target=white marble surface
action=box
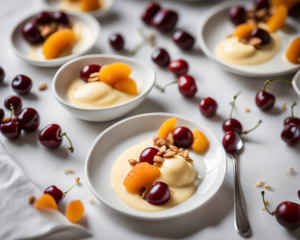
[0,0,300,239]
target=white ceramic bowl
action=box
[198,1,300,78]
[11,10,100,67]
[85,113,227,220]
[292,70,300,99]
[52,54,156,122]
[43,0,116,18]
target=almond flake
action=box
[128,159,138,166]
[2,117,11,123]
[249,37,262,47]
[169,145,178,153]
[87,77,99,82]
[255,180,263,187]
[89,72,99,78]
[163,151,175,158]
[88,198,94,202]
[178,148,184,153]
[28,195,35,205]
[155,139,167,147]
[176,153,184,157]
[183,150,189,158]
[154,156,164,163]
[264,185,270,189]
[186,158,194,163]
[153,136,160,142]
[289,167,294,171]
[265,200,269,205]
[262,208,266,211]
[244,107,251,112]
[166,132,174,145]
[282,102,286,111]
[154,162,162,167]
[239,38,248,44]
[38,83,47,91]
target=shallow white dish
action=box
[43,0,116,18]
[292,70,300,99]
[52,54,156,122]
[198,1,300,78]
[11,10,100,68]
[85,113,227,220]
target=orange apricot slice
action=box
[267,4,288,32]
[286,37,300,64]
[34,194,57,210]
[192,129,209,154]
[270,0,298,9]
[80,0,101,11]
[123,162,161,193]
[232,23,255,40]
[43,29,75,60]
[113,78,138,95]
[65,200,84,223]
[157,118,177,139]
[99,63,132,86]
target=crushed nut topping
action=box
[255,180,263,187]
[28,195,35,205]
[166,132,175,145]
[169,145,178,153]
[183,150,189,158]
[154,155,164,163]
[128,159,139,166]
[239,38,248,44]
[137,186,146,196]
[163,151,176,158]
[249,37,262,47]
[142,189,148,199]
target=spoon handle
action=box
[232,155,251,237]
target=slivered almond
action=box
[89,72,99,78]
[153,136,160,142]
[282,102,286,111]
[169,145,178,152]
[186,158,194,163]
[154,162,162,167]
[178,148,184,153]
[157,145,166,156]
[87,77,99,82]
[154,156,164,163]
[28,195,35,205]
[155,139,167,147]
[128,159,138,166]
[40,25,51,37]
[166,132,174,145]
[165,149,171,153]
[137,186,146,196]
[183,150,189,158]
[239,38,248,44]
[142,189,149,199]
[176,153,184,157]
[163,151,175,158]
[249,37,262,46]
[2,117,11,123]
[38,83,47,91]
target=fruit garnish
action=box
[34,194,58,210]
[232,23,255,40]
[17,108,40,132]
[152,48,170,67]
[113,78,138,95]
[284,102,300,127]
[267,4,288,32]
[192,129,209,154]
[65,200,84,223]
[0,109,4,123]
[80,64,101,82]
[0,66,5,82]
[173,126,193,148]
[141,2,161,25]
[230,6,246,26]
[98,63,132,86]
[109,33,125,50]
[123,162,161,193]
[172,30,195,50]
[250,28,271,45]
[80,0,101,11]
[199,97,217,117]
[286,36,300,64]
[4,95,22,115]
[145,182,171,205]
[139,147,159,165]
[281,123,300,145]
[157,118,177,139]
[169,60,189,76]
[22,22,43,44]
[0,104,21,140]
[11,75,32,95]
[151,9,178,32]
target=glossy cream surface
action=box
[59,0,102,12]
[111,139,196,212]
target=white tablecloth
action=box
[1,0,300,239]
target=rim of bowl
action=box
[10,9,100,65]
[52,54,156,111]
[292,70,300,97]
[84,112,227,219]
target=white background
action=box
[1,0,300,239]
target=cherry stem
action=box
[291,102,297,119]
[59,132,74,153]
[243,120,262,134]
[263,79,292,92]
[155,80,179,93]
[261,191,276,215]
[9,104,15,121]
[229,91,241,119]
[130,30,155,55]
[63,180,79,197]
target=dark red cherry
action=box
[289,2,300,17]
[22,22,43,44]
[80,64,101,82]
[152,48,170,67]
[11,75,33,95]
[0,120,21,140]
[169,60,189,76]
[223,119,242,134]
[152,10,178,32]
[284,102,300,128]
[250,28,270,45]
[39,124,74,152]
[255,90,275,111]
[254,0,269,9]
[44,185,63,204]
[172,30,194,50]
[276,202,300,229]
[298,190,300,200]
[0,109,4,123]
[141,2,161,25]
[4,96,22,115]
[230,6,246,26]
[0,66,5,82]
[222,131,241,155]
[139,147,159,165]
[145,182,170,205]
[53,11,69,24]
[281,123,300,145]
[17,108,40,132]
[35,12,53,25]
[178,75,197,98]
[199,97,218,117]
[109,34,124,50]
[173,126,193,148]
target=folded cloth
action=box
[0,141,91,240]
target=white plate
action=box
[43,0,116,18]
[198,1,300,78]
[292,70,300,99]
[11,10,100,68]
[85,113,227,220]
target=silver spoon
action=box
[223,131,251,237]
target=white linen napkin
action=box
[0,141,91,240]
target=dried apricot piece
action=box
[99,63,132,86]
[157,118,177,139]
[80,0,101,11]
[267,4,288,32]
[286,37,300,64]
[43,29,75,59]
[232,23,255,40]
[192,129,209,154]
[65,200,84,223]
[123,162,161,193]
[34,194,57,210]
[270,0,298,9]
[113,78,138,95]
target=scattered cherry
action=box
[145,182,170,205]
[298,190,300,200]
[172,30,194,50]
[141,2,161,25]
[152,9,178,32]
[22,22,43,44]
[281,123,300,145]
[230,6,246,26]
[80,64,101,82]
[169,60,189,76]
[199,97,217,117]
[109,33,124,50]
[139,147,159,165]
[11,75,33,95]
[222,131,241,155]
[53,11,69,24]
[0,104,21,140]
[173,126,193,148]
[152,48,170,67]
[4,96,22,115]
[39,124,74,152]
[0,109,4,123]
[284,102,300,128]
[0,66,5,82]
[17,108,40,132]
[35,11,53,25]
[250,28,270,45]
[289,2,300,17]
[254,0,269,9]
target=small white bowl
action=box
[292,70,300,99]
[52,54,156,122]
[43,0,116,18]
[198,1,300,78]
[85,113,227,220]
[11,10,100,68]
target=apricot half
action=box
[232,23,255,40]
[192,129,209,154]
[43,29,75,59]
[113,78,138,95]
[80,0,101,11]
[34,194,57,210]
[286,37,300,64]
[267,4,288,32]
[157,118,177,139]
[99,63,132,86]
[65,200,84,223]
